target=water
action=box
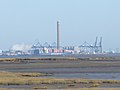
[52,73,120,80]
[5,67,120,80]
[1,53,120,58]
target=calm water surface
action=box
[5,67,120,80]
[52,73,120,80]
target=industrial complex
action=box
[0,21,105,56]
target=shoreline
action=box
[0,56,119,61]
[0,71,120,89]
[0,57,120,89]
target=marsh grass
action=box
[66,88,120,90]
[1,71,120,90]
[1,88,120,90]
[0,57,78,61]
[0,71,50,77]
[33,86,48,89]
[0,57,119,62]
[0,71,120,85]
[90,83,100,87]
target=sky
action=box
[0,0,120,51]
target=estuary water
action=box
[52,73,120,80]
[5,67,120,80]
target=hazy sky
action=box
[0,0,120,51]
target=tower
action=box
[57,21,60,49]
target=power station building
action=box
[7,21,103,56]
[24,21,103,55]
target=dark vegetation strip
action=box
[0,56,119,61]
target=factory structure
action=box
[2,21,103,56]
[29,21,102,55]
[29,38,102,55]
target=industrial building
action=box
[2,21,103,56]
[80,37,102,54]
[28,20,103,55]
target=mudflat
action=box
[0,58,120,89]
[0,58,120,73]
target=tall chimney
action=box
[57,21,60,49]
